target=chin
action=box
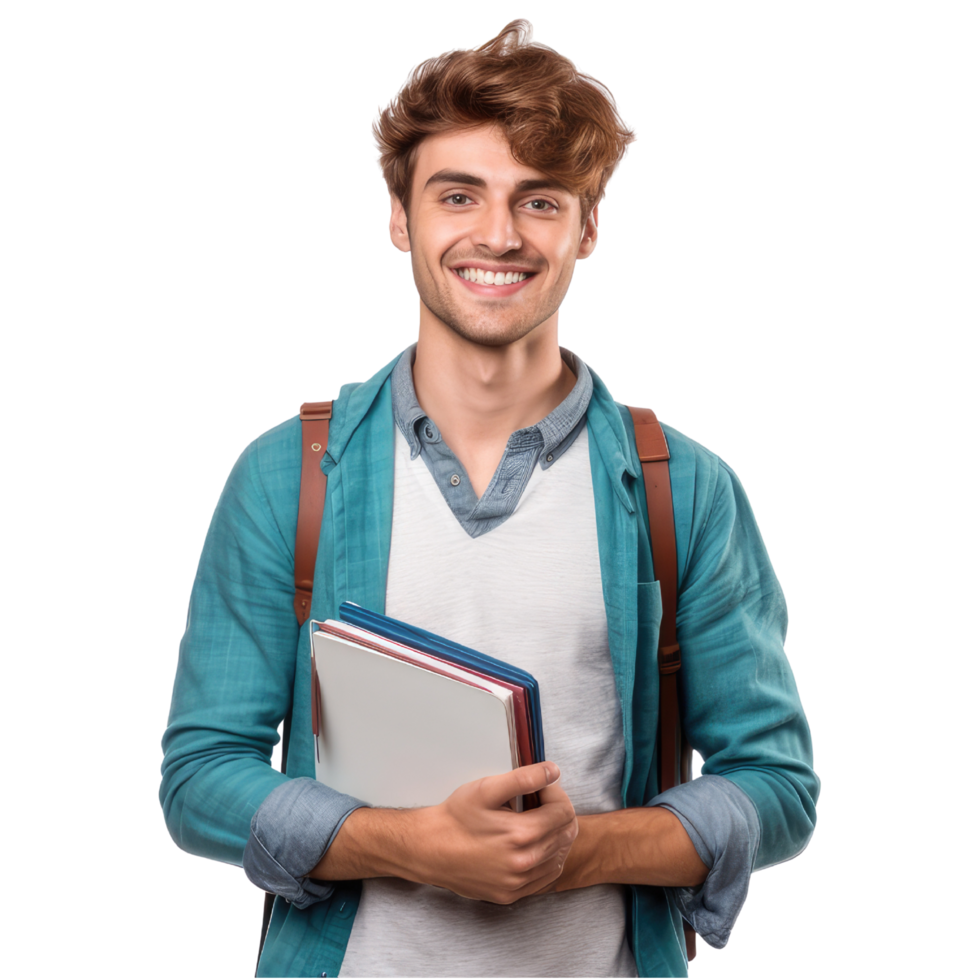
[447,321,539,348]
[441,310,544,348]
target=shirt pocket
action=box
[632,581,663,786]
[637,580,663,643]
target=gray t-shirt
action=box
[337,423,637,978]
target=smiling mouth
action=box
[454,267,533,286]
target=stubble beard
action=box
[411,252,569,349]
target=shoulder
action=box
[232,381,374,498]
[229,358,390,501]
[612,404,738,520]
[229,414,303,508]
[660,422,724,480]
[618,409,755,588]
[660,422,737,522]
[661,421,759,528]
[196,415,306,566]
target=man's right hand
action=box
[308,762,578,905]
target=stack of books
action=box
[310,603,544,810]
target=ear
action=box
[577,204,599,259]
[390,193,411,253]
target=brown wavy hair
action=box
[375,20,634,216]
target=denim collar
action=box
[390,344,593,470]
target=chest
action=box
[385,427,626,813]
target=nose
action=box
[474,199,522,255]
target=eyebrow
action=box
[422,170,572,196]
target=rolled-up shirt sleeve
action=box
[648,775,761,949]
[635,434,818,951]
[243,778,368,909]
[161,423,369,893]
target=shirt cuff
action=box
[647,774,761,949]
[243,777,367,909]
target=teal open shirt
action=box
[161,354,818,977]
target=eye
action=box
[524,199,558,213]
[444,193,473,206]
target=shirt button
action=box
[546,453,554,462]
[424,424,434,439]
[450,474,461,486]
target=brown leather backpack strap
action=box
[628,407,685,788]
[260,400,334,974]
[293,401,333,625]
[628,406,696,962]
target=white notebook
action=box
[311,624,520,808]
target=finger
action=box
[472,761,561,810]
[516,783,577,839]
[497,817,576,890]
[511,854,567,901]
[536,775,571,808]
[484,854,564,905]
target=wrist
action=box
[366,805,439,882]
[554,814,603,891]
[387,805,440,884]
[309,805,432,882]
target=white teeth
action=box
[456,269,530,284]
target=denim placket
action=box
[389,345,594,538]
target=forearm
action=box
[310,763,577,905]
[555,807,708,892]
[308,806,428,881]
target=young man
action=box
[161,21,818,978]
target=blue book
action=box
[338,601,545,764]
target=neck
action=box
[412,306,576,497]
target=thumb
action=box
[473,762,561,809]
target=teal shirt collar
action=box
[321,348,638,505]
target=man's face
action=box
[390,124,598,348]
